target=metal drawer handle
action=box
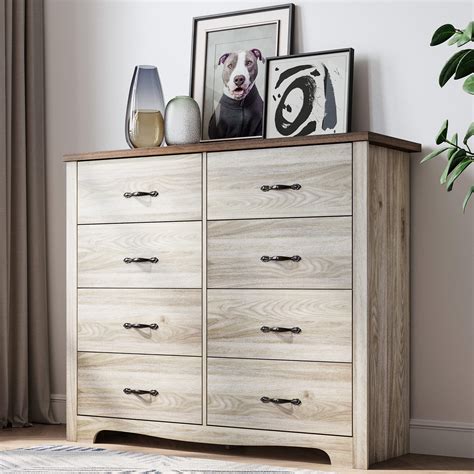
[123,191,159,198]
[123,323,159,330]
[261,255,301,262]
[261,326,301,334]
[260,396,301,406]
[261,184,301,192]
[123,257,159,264]
[123,388,159,396]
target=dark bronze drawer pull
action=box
[123,191,159,198]
[260,184,301,192]
[123,323,159,330]
[123,388,159,396]
[260,396,301,406]
[123,257,159,264]
[261,255,301,262]
[261,326,302,334]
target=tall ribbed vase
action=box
[125,65,165,148]
[164,96,201,145]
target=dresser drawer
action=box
[78,222,201,288]
[78,154,201,224]
[78,289,201,356]
[208,358,352,436]
[207,217,351,289]
[207,144,352,220]
[208,289,352,362]
[78,353,202,424]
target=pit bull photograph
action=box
[208,48,265,140]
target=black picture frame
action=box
[189,4,295,142]
[263,48,354,139]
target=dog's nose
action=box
[233,75,245,87]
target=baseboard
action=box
[410,418,474,459]
[49,398,472,460]
[50,393,66,424]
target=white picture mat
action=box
[266,51,352,138]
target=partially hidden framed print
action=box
[264,49,354,139]
[190,4,294,141]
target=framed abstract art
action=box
[264,49,354,138]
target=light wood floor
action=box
[0,424,472,473]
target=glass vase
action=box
[125,65,165,148]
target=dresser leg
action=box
[76,429,99,444]
[66,423,77,442]
[325,448,353,468]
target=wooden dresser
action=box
[65,132,420,468]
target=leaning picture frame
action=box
[263,49,354,139]
[190,4,294,142]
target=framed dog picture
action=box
[264,49,354,139]
[190,4,294,141]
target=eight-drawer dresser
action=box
[65,132,421,468]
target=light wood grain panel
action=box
[64,132,421,162]
[207,144,352,220]
[366,145,410,465]
[77,289,201,355]
[352,143,410,468]
[208,217,352,289]
[78,154,201,224]
[201,152,208,427]
[352,141,369,468]
[77,353,202,424]
[66,162,78,441]
[207,358,352,436]
[208,289,352,362]
[77,222,201,288]
[76,416,353,466]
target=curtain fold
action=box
[0,0,55,427]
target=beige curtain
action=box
[0,0,55,426]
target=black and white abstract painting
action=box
[264,49,353,138]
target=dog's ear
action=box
[250,49,265,63]
[218,53,230,65]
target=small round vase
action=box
[164,96,201,145]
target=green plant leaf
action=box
[436,120,449,144]
[456,22,474,46]
[421,147,450,163]
[451,133,458,146]
[431,24,456,46]
[446,159,472,191]
[446,145,458,162]
[463,122,474,144]
[439,50,471,87]
[448,32,463,45]
[456,33,472,47]
[454,49,474,79]
[464,21,473,40]
[440,148,466,184]
[463,185,474,212]
[463,74,474,94]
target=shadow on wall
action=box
[352,56,370,131]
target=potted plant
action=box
[422,21,473,211]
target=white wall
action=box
[44,0,474,457]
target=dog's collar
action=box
[220,85,260,109]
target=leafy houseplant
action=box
[422,21,474,211]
